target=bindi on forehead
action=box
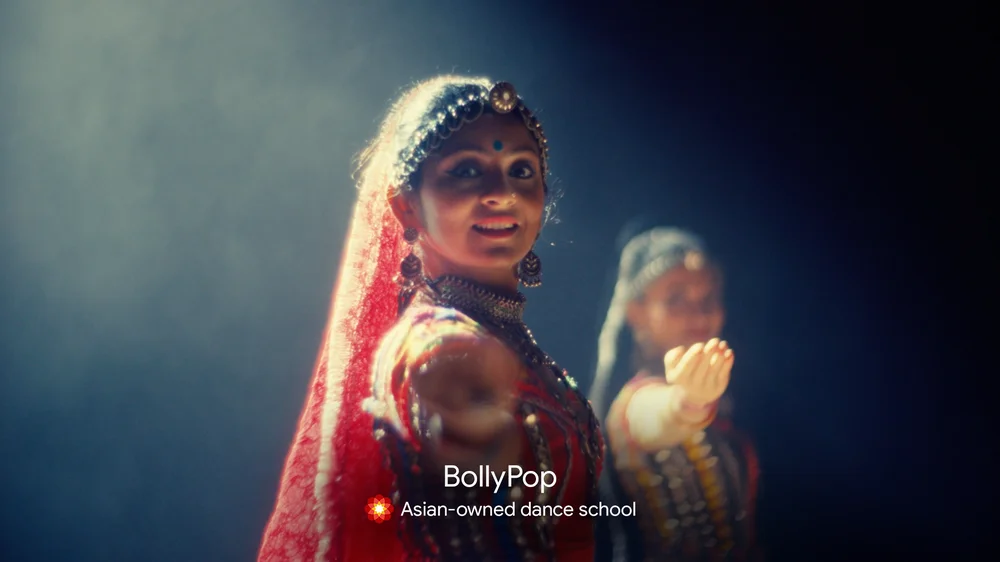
[434,113,539,159]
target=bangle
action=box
[680,399,715,413]
[677,397,719,427]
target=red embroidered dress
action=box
[365,276,602,560]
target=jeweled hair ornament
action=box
[393,81,549,190]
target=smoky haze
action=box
[0,2,375,558]
[0,0,639,559]
[2,0,922,559]
[2,0,365,382]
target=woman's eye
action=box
[446,164,482,178]
[509,163,535,179]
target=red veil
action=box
[257,114,409,560]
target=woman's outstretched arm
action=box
[366,308,523,474]
[611,339,733,451]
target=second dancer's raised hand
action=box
[664,337,734,406]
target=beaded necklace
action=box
[680,434,735,558]
[425,275,602,499]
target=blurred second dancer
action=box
[588,227,761,561]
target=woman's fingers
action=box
[435,406,515,447]
[419,380,515,447]
[712,350,734,396]
[663,346,686,375]
[426,405,517,467]
[690,338,718,385]
[708,340,728,369]
[412,336,520,409]
[671,339,734,403]
[409,334,523,468]
[669,342,704,385]
[704,340,727,383]
[700,347,733,401]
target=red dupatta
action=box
[258,135,410,561]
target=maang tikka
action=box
[517,248,542,288]
[398,227,423,313]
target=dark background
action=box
[0,0,988,560]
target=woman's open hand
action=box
[663,338,734,406]
[410,335,522,471]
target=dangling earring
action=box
[398,227,423,313]
[516,248,542,288]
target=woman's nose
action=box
[481,177,516,207]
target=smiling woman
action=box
[257,76,603,562]
[392,110,548,289]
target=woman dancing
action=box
[588,227,760,561]
[258,76,603,561]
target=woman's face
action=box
[627,264,725,355]
[394,112,546,288]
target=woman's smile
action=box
[472,215,520,239]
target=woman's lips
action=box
[472,217,519,239]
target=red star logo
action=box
[366,495,393,523]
